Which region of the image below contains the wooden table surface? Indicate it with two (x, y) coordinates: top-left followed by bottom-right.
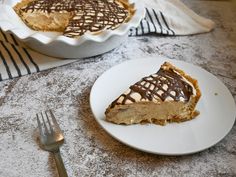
(0, 0), (236, 176)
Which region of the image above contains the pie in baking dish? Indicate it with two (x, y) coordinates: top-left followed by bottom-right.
(14, 0), (134, 38)
(105, 62), (201, 125)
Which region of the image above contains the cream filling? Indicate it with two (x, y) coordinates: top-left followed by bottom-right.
(106, 100), (196, 125)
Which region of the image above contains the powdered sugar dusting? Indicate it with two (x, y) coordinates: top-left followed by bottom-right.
(0, 1), (236, 176)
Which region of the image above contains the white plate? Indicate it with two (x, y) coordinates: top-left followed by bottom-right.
(90, 57), (236, 155)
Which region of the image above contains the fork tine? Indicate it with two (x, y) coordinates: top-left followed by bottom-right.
(45, 111), (53, 133)
(49, 109), (61, 132)
(41, 112), (49, 135)
(36, 113), (43, 136)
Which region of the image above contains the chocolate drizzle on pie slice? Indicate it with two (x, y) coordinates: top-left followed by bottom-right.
(113, 67), (194, 109)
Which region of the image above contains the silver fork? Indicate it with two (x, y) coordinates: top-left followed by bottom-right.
(36, 110), (68, 177)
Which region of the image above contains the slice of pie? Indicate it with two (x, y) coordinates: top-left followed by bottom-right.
(105, 62), (201, 125)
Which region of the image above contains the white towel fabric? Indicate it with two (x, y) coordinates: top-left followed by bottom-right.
(0, 0), (215, 81)
(130, 0), (215, 36)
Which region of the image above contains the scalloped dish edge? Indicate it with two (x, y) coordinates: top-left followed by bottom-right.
(0, 0), (145, 46)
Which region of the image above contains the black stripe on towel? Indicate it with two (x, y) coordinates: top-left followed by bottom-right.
(140, 20), (145, 35)
(135, 27), (139, 36)
(0, 51), (13, 79)
(23, 48), (40, 72)
(0, 41), (22, 77)
(11, 44), (31, 74)
(160, 12), (175, 35)
(0, 73), (2, 81)
(0, 29), (9, 42)
(145, 8), (157, 33)
(128, 28), (132, 36)
(10, 34), (19, 46)
(152, 9), (163, 34)
(145, 18), (151, 34)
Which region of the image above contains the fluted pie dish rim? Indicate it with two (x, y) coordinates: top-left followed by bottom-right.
(0, 0), (145, 46)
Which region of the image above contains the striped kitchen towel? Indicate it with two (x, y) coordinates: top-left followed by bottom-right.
(130, 0), (215, 36)
(0, 29), (76, 81)
(0, 0), (215, 81)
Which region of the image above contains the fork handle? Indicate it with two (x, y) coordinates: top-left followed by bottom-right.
(53, 150), (68, 177)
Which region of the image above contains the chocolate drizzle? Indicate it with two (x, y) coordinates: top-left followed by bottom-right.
(64, 0), (128, 37)
(111, 63), (194, 108)
(21, 0), (129, 37)
(21, 0), (76, 12)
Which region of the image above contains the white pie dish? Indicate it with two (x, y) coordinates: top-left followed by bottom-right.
(0, 0), (145, 58)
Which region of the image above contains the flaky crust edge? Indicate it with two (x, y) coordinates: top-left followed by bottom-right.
(161, 61), (202, 103)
